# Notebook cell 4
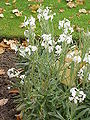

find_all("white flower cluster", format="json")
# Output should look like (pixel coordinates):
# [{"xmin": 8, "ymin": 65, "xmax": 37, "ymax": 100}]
[
  {"xmin": 41, "ymin": 34, "xmax": 55, "ymax": 53},
  {"xmin": 37, "ymin": 6, "xmax": 56, "ymax": 22},
  {"xmin": 69, "ymin": 87, "xmax": 86, "ymax": 104},
  {"xmin": 24, "ymin": 16, "xmax": 36, "ymax": 43},
  {"xmin": 19, "ymin": 45, "xmax": 37, "ymax": 58},
  {"xmin": 41, "ymin": 34, "xmax": 62, "ymax": 55},
  {"xmin": 24, "ymin": 16, "xmax": 35, "ymax": 28},
  {"xmin": 58, "ymin": 18, "xmax": 74, "ymax": 44},
  {"xmin": 7, "ymin": 68, "xmax": 20, "ymax": 78},
  {"xmin": 83, "ymin": 52, "xmax": 90, "ymax": 64},
  {"xmin": 78, "ymin": 66, "xmax": 90, "ymax": 81}
]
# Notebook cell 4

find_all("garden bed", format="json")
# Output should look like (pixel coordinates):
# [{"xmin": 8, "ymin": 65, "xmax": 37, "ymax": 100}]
[{"xmin": 0, "ymin": 49, "xmax": 17, "ymax": 120}]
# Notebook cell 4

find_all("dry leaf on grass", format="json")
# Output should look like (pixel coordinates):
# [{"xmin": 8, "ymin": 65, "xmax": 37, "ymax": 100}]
[
  {"xmin": 12, "ymin": 9, "xmax": 22, "ymax": 17},
  {"xmin": 58, "ymin": 0, "xmax": 61, "ymax": 3},
  {"xmin": 79, "ymin": 9, "xmax": 87, "ymax": 14},
  {"xmin": 19, "ymin": 23, "xmax": 25, "ymax": 28},
  {"xmin": 59, "ymin": 8, "xmax": 64, "ymax": 13},
  {"xmin": 0, "ymin": 8, "xmax": 3, "ymax": 14},
  {"xmin": 67, "ymin": 2, "xmax": 76, "ymax": 8},
  {"xmin": 0, "ymin": 98, "xmax": 8, "ymax": 106},
  {"xmin": 0, "ymin": 69, "xmax": 5, "ymax": 75},
  {"xmin": 29, "ymin": 4, "xmax": 40, "ymax": 13},
  {"xmin": 28, "ymin": 0, "xmax": 43, "ymax": 2},
  {"xmin": 0, "ymin": 47, "xmax": 5, "ymax": 54},
  {"xmin": 76, "ymin": 0, "xmax": 85, "ymax": 5},
  {"xmin": 5, "ymin": 2, "xmax": 11, "ymax": 6}
]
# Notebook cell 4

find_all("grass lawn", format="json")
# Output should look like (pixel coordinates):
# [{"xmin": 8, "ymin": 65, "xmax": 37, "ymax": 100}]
[{"xmin": 0, "ymin": 0, "xmax": 90, "ymax": 39}]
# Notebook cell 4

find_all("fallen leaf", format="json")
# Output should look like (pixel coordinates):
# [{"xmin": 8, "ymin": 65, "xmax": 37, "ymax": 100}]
[
  {"xmin": 76, "ymin": 0, "xmax": 85, "ymax": 5},
  {"xmin": 0, "ymin": 47, "xmax": 5, "ymax": 54},
  {"xmin": 67, "ymin": 2, "xmax": 76, "ymax": 8},
  {"xmin": 59, "ymin": 8, "xmax": 64, "ymax": 13},
  {"xmin": 58, "ymin": 0, "xmax": 61, "ymax": 3},
  {"xmin": 0, "ymin": 8, "xmax": 3, "ymax": 14},
  {"xmin": 12, "ymin": 9, "xmax": 22, "ymax": 17},
  {"xmin": 0, "ymin": 41, "xmax": 9, "ymax": 48},
  {"xmin": 5, "ymin": 2, "xmax": 11, "ymax": 6},
  {"xmin": 28, "ymin": 0, "xmax": 43, "ymax": 2},
  {"xmin": 19, "ymin": 23, "xmax": 25, "ymax": 28},
  {"xmin": 0, "ymin": 98, "xmax": 8, "ymax": 106},
  {"xmin": 0, "ymin": 14, "xmax": 4, "ymax": 18},
  {"xmin": 0, "ymin": 69, "xmax": 5, "ymax": 75},
  {"xmin": 79, "ymin": 9, "xmax": 87, "ymax": 14},
  {"xmin": 9, "ymin": 89, "xmax": 19, "ymax": 94},
  {"xmin": 29, "ymin": 4, "xmax": 40, "ymax": 13}
]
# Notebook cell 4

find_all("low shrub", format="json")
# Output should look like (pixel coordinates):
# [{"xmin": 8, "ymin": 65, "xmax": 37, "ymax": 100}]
[{"xmin": 7, "ymin": 6, "xmax": 90, "ymax": 120}]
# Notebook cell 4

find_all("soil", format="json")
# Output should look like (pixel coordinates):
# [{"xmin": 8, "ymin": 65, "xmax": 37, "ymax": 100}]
[{"xmin": 0, "ymin": 49, "xmax": 17, "ymax": 120}]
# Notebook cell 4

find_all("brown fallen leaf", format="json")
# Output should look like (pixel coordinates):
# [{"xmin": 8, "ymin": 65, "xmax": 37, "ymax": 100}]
[
  {"xmin": 0, "ymin": 47, "xmax": 5, "ymax": 54},
  {"xmin": 0, "ymin": 98, "xmax": 8, "ymax": 106},
  {"xmin": 9, "ymin": 89, "xmax": 19, "ymax": 94},
  {"xmin": 58, "ymin": 0, "xmax": 61, "ymax": 3},
  {"xmin": 0, "ymin": 8, "xmax": 3, "ymax": 14},
  {"xmin": 59, "ymin": 8, "xmax": 64, "ymax": 13},
  {"xmin": 29, "ymin": 4, "xmax": 40, "ymax": 13},
  {"xmin": 28, "ymin": 0, "xmax": 43, "ymax": 2},
  {"xmin": 67, "ymin": 2, "xmax": 76, "ymax": 8},
  {"xmin": 0, "ymin": 41, "xmax": 9, "ymax": 48},
  {"xmin": 76, "ymin": 0, "xmax": 85, "ymax": 5},
  {"xmin": 0, "ymin": 69, "xmax": 5, "ymax": 75}
]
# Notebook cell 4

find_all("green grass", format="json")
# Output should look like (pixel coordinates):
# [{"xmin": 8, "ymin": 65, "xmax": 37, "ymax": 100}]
[{"xmin": 0, "ymin": 0, "xmax": 90, "ymax": 39}]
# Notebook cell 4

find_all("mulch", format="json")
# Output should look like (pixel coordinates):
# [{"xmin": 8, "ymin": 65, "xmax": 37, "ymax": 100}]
[{"xmin": 0, "ymin": 49, "xmax": 17, "ymax": 120}]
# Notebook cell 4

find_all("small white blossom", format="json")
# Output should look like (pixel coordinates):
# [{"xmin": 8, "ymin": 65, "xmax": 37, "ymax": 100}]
[
  {"xmin": 69, "ymin": 87, "xmax": 86, "ymax": 104},
  {"xmin": 37, "ymin": 6, "xmax": 56, "ymax": 22},
  {"xmin": 83, "ymin": 53, "xmax": 90, "ymax": 64},
  {"xmin": 73, "ymin": 55, "xmax": 81, "ymax": 63},
  {"xmin": 24, "ymin": 16, "xmax": 35, "ymax": 27},
  {"xmin": 88, "ymin": 74, "xmax": 90, "ymax": 80},
  {"xmin": 7, "ymin": 68, "xmax": 20, "ymax": 78},
  {"xmin": 55, "ymin": 45, "xmax": 62, "ymax": 55},
  {"xmin": 31, "ymin": 46, "xmax": 38, "ymax": 52}
]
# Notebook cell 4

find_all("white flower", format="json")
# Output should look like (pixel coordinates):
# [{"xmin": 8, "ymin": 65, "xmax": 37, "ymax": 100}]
[
  {"xmin": 73, "ymin": 55, "xmax": 81, "ymax": 63},
  {"xmin": 29, "ymin": 16, "xmax": 35, "ymax": 27},
  {"xmin": 24, "ymin": 16, "xmax": 35, "ymax": 27},
  {"xmin": 19, "ymin": 46, "xmax": 31, "ymax": 57},
  {"xmin": 83, "ymin": 53, "xmax": 90, "ymax": 64},
  {"xmin": 7, "ymin": 68, "xmax": 20, "ymax": 78},
  {"xmin": 58, "ymin": 20, "xmax": 64, "ymax": 29},
  {"xmin": 37, "ymin": 6, "xmax": 56, "ymax": 22},
  {"xmin": 69, "ymin": 87, "xmax": 86, "ymax": 104},
  {"xmin": 55, "ymin": 45, "xmax": 62, "ymax": 55},
  {"xmin": 58, "ymin": 33, "xmax": 73, "ymax": 44},
  {"xmin": 20, "ymin": 75, "xmax": 26, "ymax": 79},
  {"xmin": 30, "ymin": 46, "xmax": 38, "ymax": 52}
]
